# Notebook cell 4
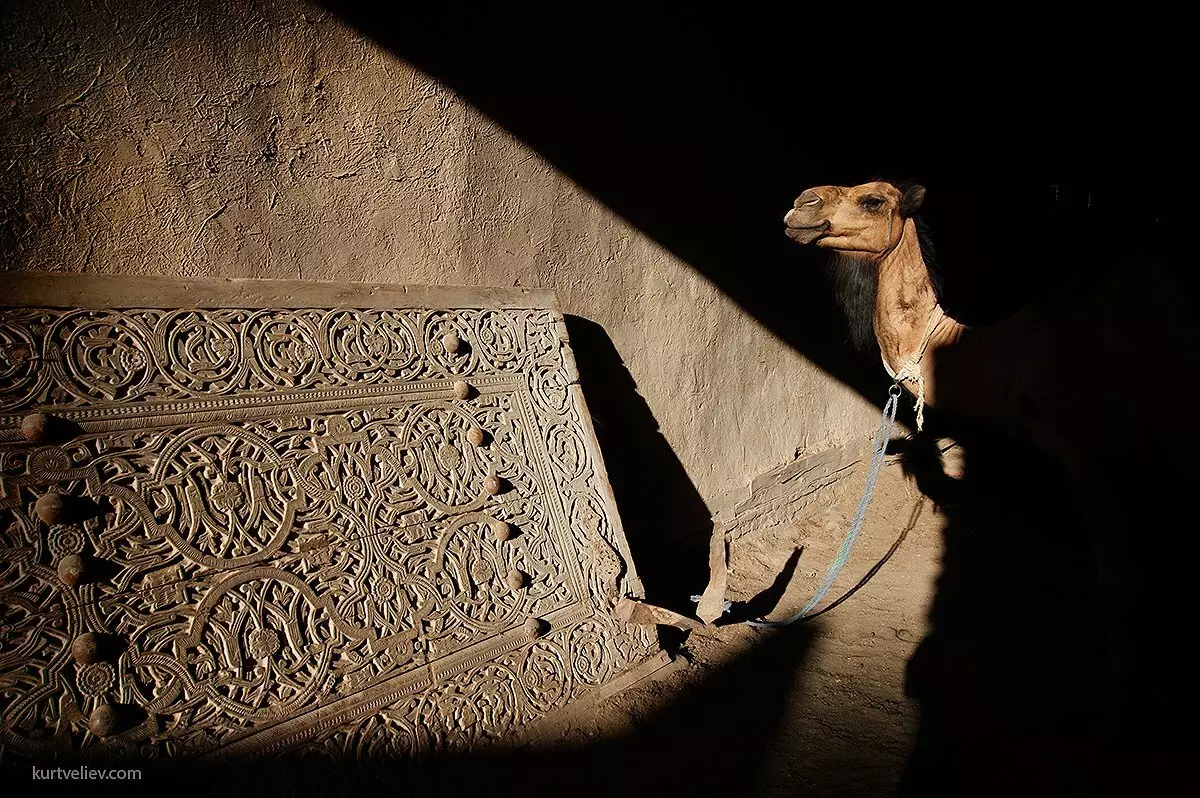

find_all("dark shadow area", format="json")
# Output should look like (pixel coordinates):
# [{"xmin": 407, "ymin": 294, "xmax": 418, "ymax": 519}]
[
  {"xmin": 896, "ymin": 311, "xmax": 1200, "ymax": 797},
  {"xmin": 564, "ymin": 314, "xmax": 714, "ymax": 612},
  {"xmin": 13, "ymin": 625, "xmax": 820, "ymax": 798},
  {"xmin": 885, "ymin": 435, "xmax": 966, "ymax": 511},
  {"xmin": 894, "ymin": 422, "xmax": 1110, "ymax": 796}
]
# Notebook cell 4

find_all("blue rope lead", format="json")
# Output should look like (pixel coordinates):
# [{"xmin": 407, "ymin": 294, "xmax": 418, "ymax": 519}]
[{"xmin": 744, "ymin": 383, "xmax": 902, "ymax": 628}]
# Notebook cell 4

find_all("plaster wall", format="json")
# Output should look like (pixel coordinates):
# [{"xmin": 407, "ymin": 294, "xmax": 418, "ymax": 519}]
[{"xmin": 0, "ymin": 0, "xmax": 878, "ymax": 539}]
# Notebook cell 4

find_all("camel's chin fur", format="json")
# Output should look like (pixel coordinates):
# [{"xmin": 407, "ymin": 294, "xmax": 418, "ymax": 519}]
[{"xmin": 824, "ymin": 250, "xmax": 879, "ymax": 354}]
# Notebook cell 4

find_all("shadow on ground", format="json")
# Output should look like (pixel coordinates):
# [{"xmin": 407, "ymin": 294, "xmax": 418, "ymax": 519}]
[{"xmin": 893, "ymin": 426, "xmax": 1108, "ymax": 796}]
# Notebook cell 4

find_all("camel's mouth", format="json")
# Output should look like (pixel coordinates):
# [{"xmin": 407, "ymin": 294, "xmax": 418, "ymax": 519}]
[{"xmin": 784, "ymin": 221, "xmax": 829, "ymax": 245}]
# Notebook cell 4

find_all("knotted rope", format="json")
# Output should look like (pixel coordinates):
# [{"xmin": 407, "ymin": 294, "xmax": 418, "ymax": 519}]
[{"xmin": 881, "ymin": 305, "xmax": 944, "ymax": 432}]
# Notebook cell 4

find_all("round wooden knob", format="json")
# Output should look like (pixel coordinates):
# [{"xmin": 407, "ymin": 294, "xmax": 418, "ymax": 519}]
[
  {"xmin": 451, "ymin": 380, "xmax": 472, "ymax": 400},
  {"xmin": 88, "ymin": 703, "xmax": 118, "ymax": 738},
  {"xmin": 72, "ymin": 632, "xmax": 101, "ymax": 665},
  {"xmin": 490, "ymin": 519, "xmax": 512, "ymax": 542},
  {"xmin": 483, "ymin": 475, "xmax": 505, "ymax": 496},
  {"xmin": 441, "ymin": 332, "xmax": 463, "ymax": 355},
  {"xmin": 506, "ymin": 569, "xmax": 528, "ymax": 591},
  {"xmin": 523, "ymin": 617, "xmax": 547, "ymax": 640},
  {"xmin": 57, "ymin": 554, "xmax": 85, "ymax": 587},
  {"xmin": 467, "ymin": 426, "xmax": 487, "ymax": 447},
  {"xmin": 20, "ymin": 413, "xmax": 52, "ymax": 443},
  {"xmin": 35, "ymin": 492, "xmax": 69, "ymax": 525}
]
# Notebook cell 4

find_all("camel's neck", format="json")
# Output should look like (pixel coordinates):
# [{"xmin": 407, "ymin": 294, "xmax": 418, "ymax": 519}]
[{"xmin": 873, "ymin": 218, "xmax": 963, "ymax": 381}]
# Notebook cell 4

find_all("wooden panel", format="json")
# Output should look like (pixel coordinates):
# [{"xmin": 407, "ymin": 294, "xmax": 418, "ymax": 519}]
[{"xmin": 0, "ymin": 274, "xmax": 657, "ymax": 765}]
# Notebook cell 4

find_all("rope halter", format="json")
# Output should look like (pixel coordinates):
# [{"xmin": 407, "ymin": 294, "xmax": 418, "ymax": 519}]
[{"xmin": 881, "ymin": 304, "xmax": 945, "ymax": 432}]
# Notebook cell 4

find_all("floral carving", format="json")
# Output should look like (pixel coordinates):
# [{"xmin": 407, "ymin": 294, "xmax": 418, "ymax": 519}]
[{"xmin": 76, "ymin": 662, "xmax": 115, "ymax": 697}]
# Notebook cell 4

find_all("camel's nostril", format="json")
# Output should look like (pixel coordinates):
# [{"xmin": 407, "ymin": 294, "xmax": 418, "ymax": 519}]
[{"xmin": 795, "ymin": 190, "xmax": 822, "ymax": 208}]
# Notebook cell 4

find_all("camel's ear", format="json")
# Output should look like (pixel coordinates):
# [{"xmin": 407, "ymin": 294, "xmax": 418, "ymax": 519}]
[{"xmin": 899, "ymin": 184, "xmax": 926, "ymax": 217}]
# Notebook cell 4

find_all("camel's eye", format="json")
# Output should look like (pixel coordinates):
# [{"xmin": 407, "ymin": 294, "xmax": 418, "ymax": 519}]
[{"xmin": 859, "ymin": 195, "xmax": 886, "ymax": 211}]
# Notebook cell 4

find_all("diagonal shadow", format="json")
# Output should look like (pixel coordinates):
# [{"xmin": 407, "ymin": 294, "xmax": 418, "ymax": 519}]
[
  {"xmin": 321, "ymin": 0, "xmax": 1194, "ymax": 362},
  {"xmin": 564, "ymin": 314, "xmax": 715, "ymax": 613}
]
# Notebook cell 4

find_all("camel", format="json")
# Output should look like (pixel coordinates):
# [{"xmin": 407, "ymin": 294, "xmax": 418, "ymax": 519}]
[
  {"xmin": 790, "ymin": 182, "xmax": 1096, "ymax": 449},
  {"xmin": 783, "ymin": 179, "xmax": 1196, "ymax": 463},
  {"xmin": 783, "ymin": 180, "xmax": 1198, "ymax": 787}
]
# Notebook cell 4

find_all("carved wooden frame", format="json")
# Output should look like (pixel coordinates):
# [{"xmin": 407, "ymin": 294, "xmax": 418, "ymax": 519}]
[{"xmin": 0, "ymin": 274, "xmax": 659, "ymax": 765}]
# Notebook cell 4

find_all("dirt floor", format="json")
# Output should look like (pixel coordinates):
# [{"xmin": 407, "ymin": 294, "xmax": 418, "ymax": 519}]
[{"xmin": 531, "ymin": 454, "xmax": 942, "ymax": 797}]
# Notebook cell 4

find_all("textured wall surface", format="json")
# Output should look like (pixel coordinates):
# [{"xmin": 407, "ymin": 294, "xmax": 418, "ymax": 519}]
[{"xmin": 0, "ymin": 0, "xmax": 876, "ymax": 545}]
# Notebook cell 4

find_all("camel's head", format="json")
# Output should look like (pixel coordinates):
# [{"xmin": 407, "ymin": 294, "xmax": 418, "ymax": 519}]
[
  {"xmin": 784, "ymin": 181, "xmax": 932, "ymax": 354},
  {"xmin": 784, "ymin": 181, "xmax": 926, "ymax": 255}
]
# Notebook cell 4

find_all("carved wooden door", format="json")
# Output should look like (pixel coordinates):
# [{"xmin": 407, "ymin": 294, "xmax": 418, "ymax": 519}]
[{"xmin": 0, "ymin": 275, "xmax": 658, "ymax": 766}]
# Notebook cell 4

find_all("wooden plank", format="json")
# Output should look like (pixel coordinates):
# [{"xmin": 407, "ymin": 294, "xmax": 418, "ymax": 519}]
[{"xmin": 0, "ymin": 272, "xmax": 558, "ymax": 310}]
